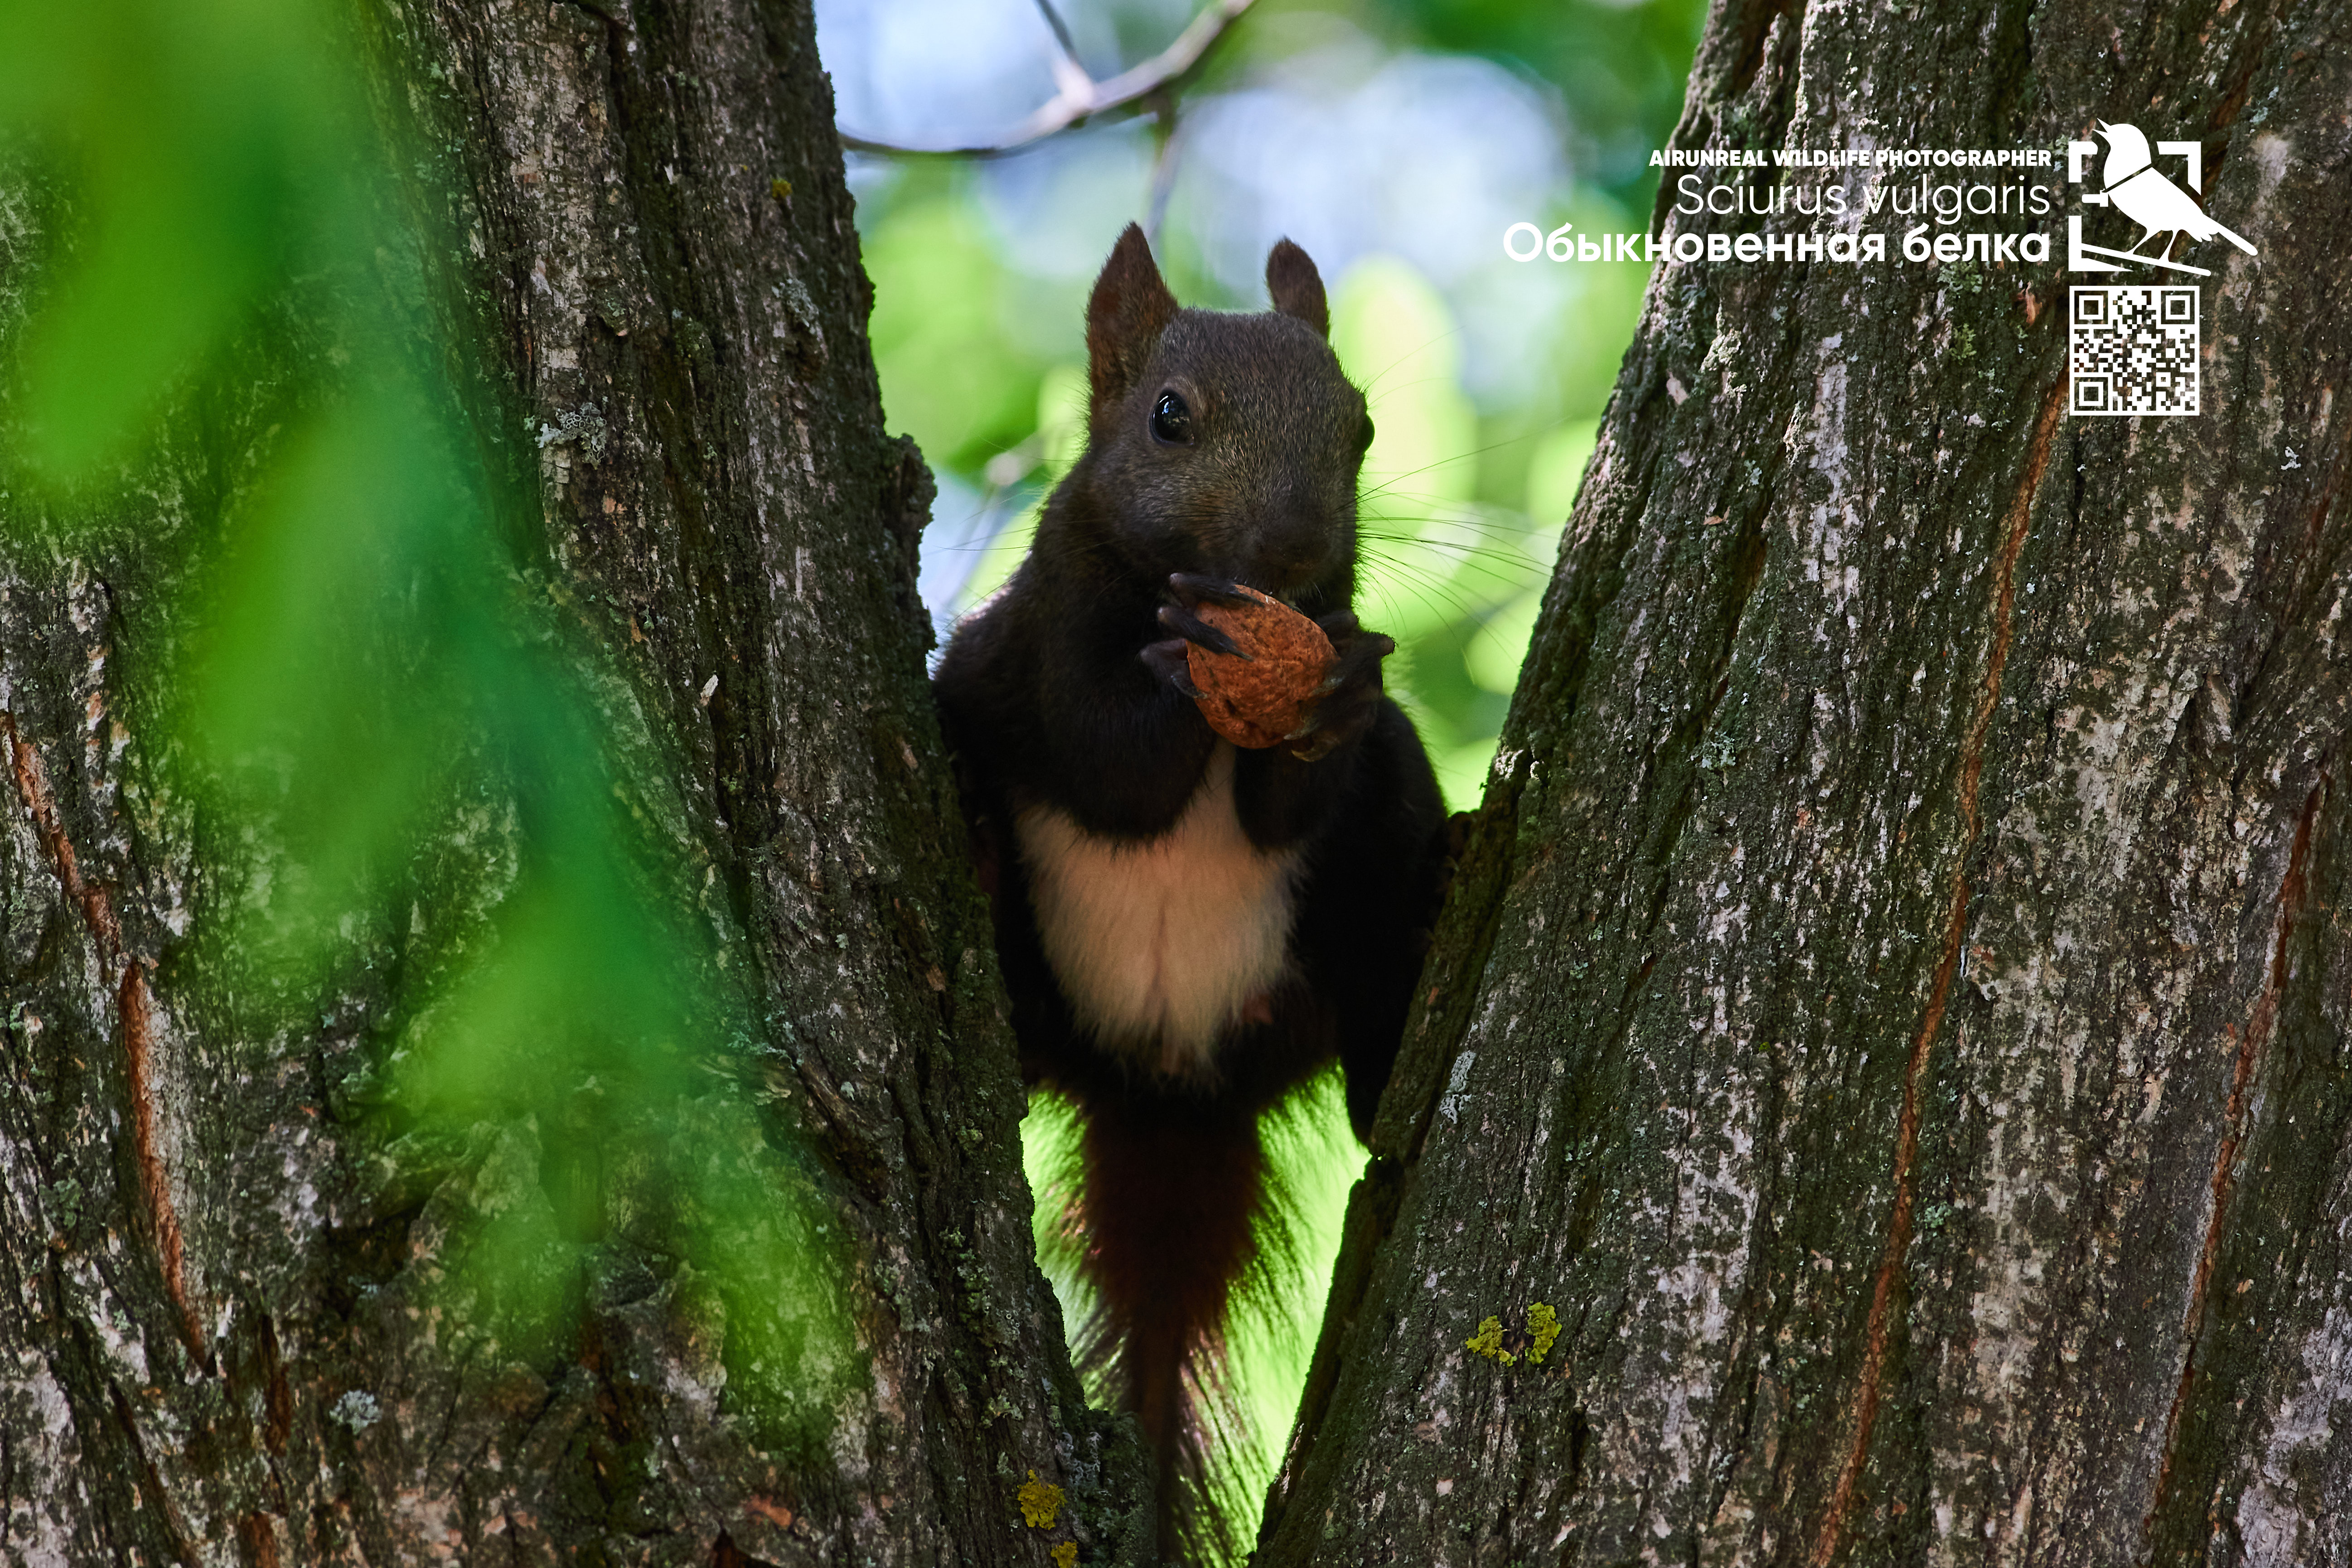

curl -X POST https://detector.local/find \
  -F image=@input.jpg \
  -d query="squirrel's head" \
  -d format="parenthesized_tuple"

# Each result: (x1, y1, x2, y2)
(1071, 223, 1370, 609)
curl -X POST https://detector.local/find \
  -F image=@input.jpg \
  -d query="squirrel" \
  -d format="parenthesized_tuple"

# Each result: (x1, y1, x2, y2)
(932, 223, 1446, 1561)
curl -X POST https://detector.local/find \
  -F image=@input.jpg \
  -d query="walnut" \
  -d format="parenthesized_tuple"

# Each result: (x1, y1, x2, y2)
(1186, 587, 1336, 749)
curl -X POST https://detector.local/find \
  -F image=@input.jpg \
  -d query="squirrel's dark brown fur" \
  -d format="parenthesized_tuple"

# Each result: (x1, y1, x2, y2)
(933, 224, 1445, 1562)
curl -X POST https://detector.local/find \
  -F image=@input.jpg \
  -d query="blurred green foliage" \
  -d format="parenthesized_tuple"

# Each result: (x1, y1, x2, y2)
(868, 193, 1047, 476)
(0, 0, 851, 1452)
(0, 0, 354, 477)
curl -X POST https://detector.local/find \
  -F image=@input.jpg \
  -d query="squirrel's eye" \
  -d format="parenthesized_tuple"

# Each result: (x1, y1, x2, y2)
(1151, 390, 1194, 445)
(1356, 416, 1375, 454)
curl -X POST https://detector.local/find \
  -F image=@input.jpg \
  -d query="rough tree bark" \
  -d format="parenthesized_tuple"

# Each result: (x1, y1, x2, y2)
(0, 1, 1148, 1564)
(12, 0, 2352, 1563)
(1264, 1, 2352, 1565)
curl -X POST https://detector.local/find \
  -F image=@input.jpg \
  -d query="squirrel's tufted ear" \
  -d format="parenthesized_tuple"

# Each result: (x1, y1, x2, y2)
(1086, 223, 1179, 417)
(1264, 238, 1328, 338)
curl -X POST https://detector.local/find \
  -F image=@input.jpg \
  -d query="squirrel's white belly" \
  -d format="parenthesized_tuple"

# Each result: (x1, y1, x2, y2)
(1016, 743, 1302, 1077)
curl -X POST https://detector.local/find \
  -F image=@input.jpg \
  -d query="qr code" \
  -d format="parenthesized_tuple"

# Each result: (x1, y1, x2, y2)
(2071, 286, 2199, 416)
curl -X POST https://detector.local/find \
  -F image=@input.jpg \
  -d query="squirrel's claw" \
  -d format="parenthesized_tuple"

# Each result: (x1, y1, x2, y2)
(1166, 572, 1255, 610)
(1282, 628, 1394, 759)
(1312, 632, 1395, 696)
(1158, 604, 1249, 658)
(1140, 638, 1206, 698)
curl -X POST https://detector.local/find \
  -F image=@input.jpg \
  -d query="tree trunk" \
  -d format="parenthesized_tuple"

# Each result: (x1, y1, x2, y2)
(1264, 2, 2352, 1565)
(0, 2, 1143, 1564)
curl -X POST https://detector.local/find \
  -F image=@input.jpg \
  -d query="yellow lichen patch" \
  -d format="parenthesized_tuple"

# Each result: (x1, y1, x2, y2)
(1466, 1315, 1515, 1365)
(1016, 1471, 1065, 1529)
(1051, 1542, 1079, 1567)
(1527, 1302, 1561, 1365)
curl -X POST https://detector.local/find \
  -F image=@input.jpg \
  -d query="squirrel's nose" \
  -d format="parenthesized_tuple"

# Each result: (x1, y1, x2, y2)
(1249, 518, 1336, 593)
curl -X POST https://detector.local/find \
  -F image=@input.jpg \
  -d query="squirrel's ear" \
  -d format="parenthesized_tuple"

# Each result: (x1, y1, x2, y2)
(1265, 238, 1328, 338)
(1086, 223, 1178, 415)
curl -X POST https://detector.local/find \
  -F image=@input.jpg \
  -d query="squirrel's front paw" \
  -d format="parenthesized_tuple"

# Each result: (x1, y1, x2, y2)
(1141, 636, 1207, 699)
(1284, 612, 1394, 761)
(1142, 572, 1252, 699)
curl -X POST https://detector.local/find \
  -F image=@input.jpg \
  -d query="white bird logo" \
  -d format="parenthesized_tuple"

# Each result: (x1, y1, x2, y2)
(2094, 121, 2256, 259)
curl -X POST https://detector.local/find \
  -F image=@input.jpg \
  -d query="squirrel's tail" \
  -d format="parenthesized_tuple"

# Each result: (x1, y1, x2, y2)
(1077, 1095, 1270, 1564)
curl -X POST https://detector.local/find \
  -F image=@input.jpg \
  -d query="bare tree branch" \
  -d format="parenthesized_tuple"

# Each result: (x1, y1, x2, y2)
(1031, 0, 1092, 105)
(1142, 94, 1186, 247)
(1031, 0, 1081, 69)
(840, 0, 1256, 159)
